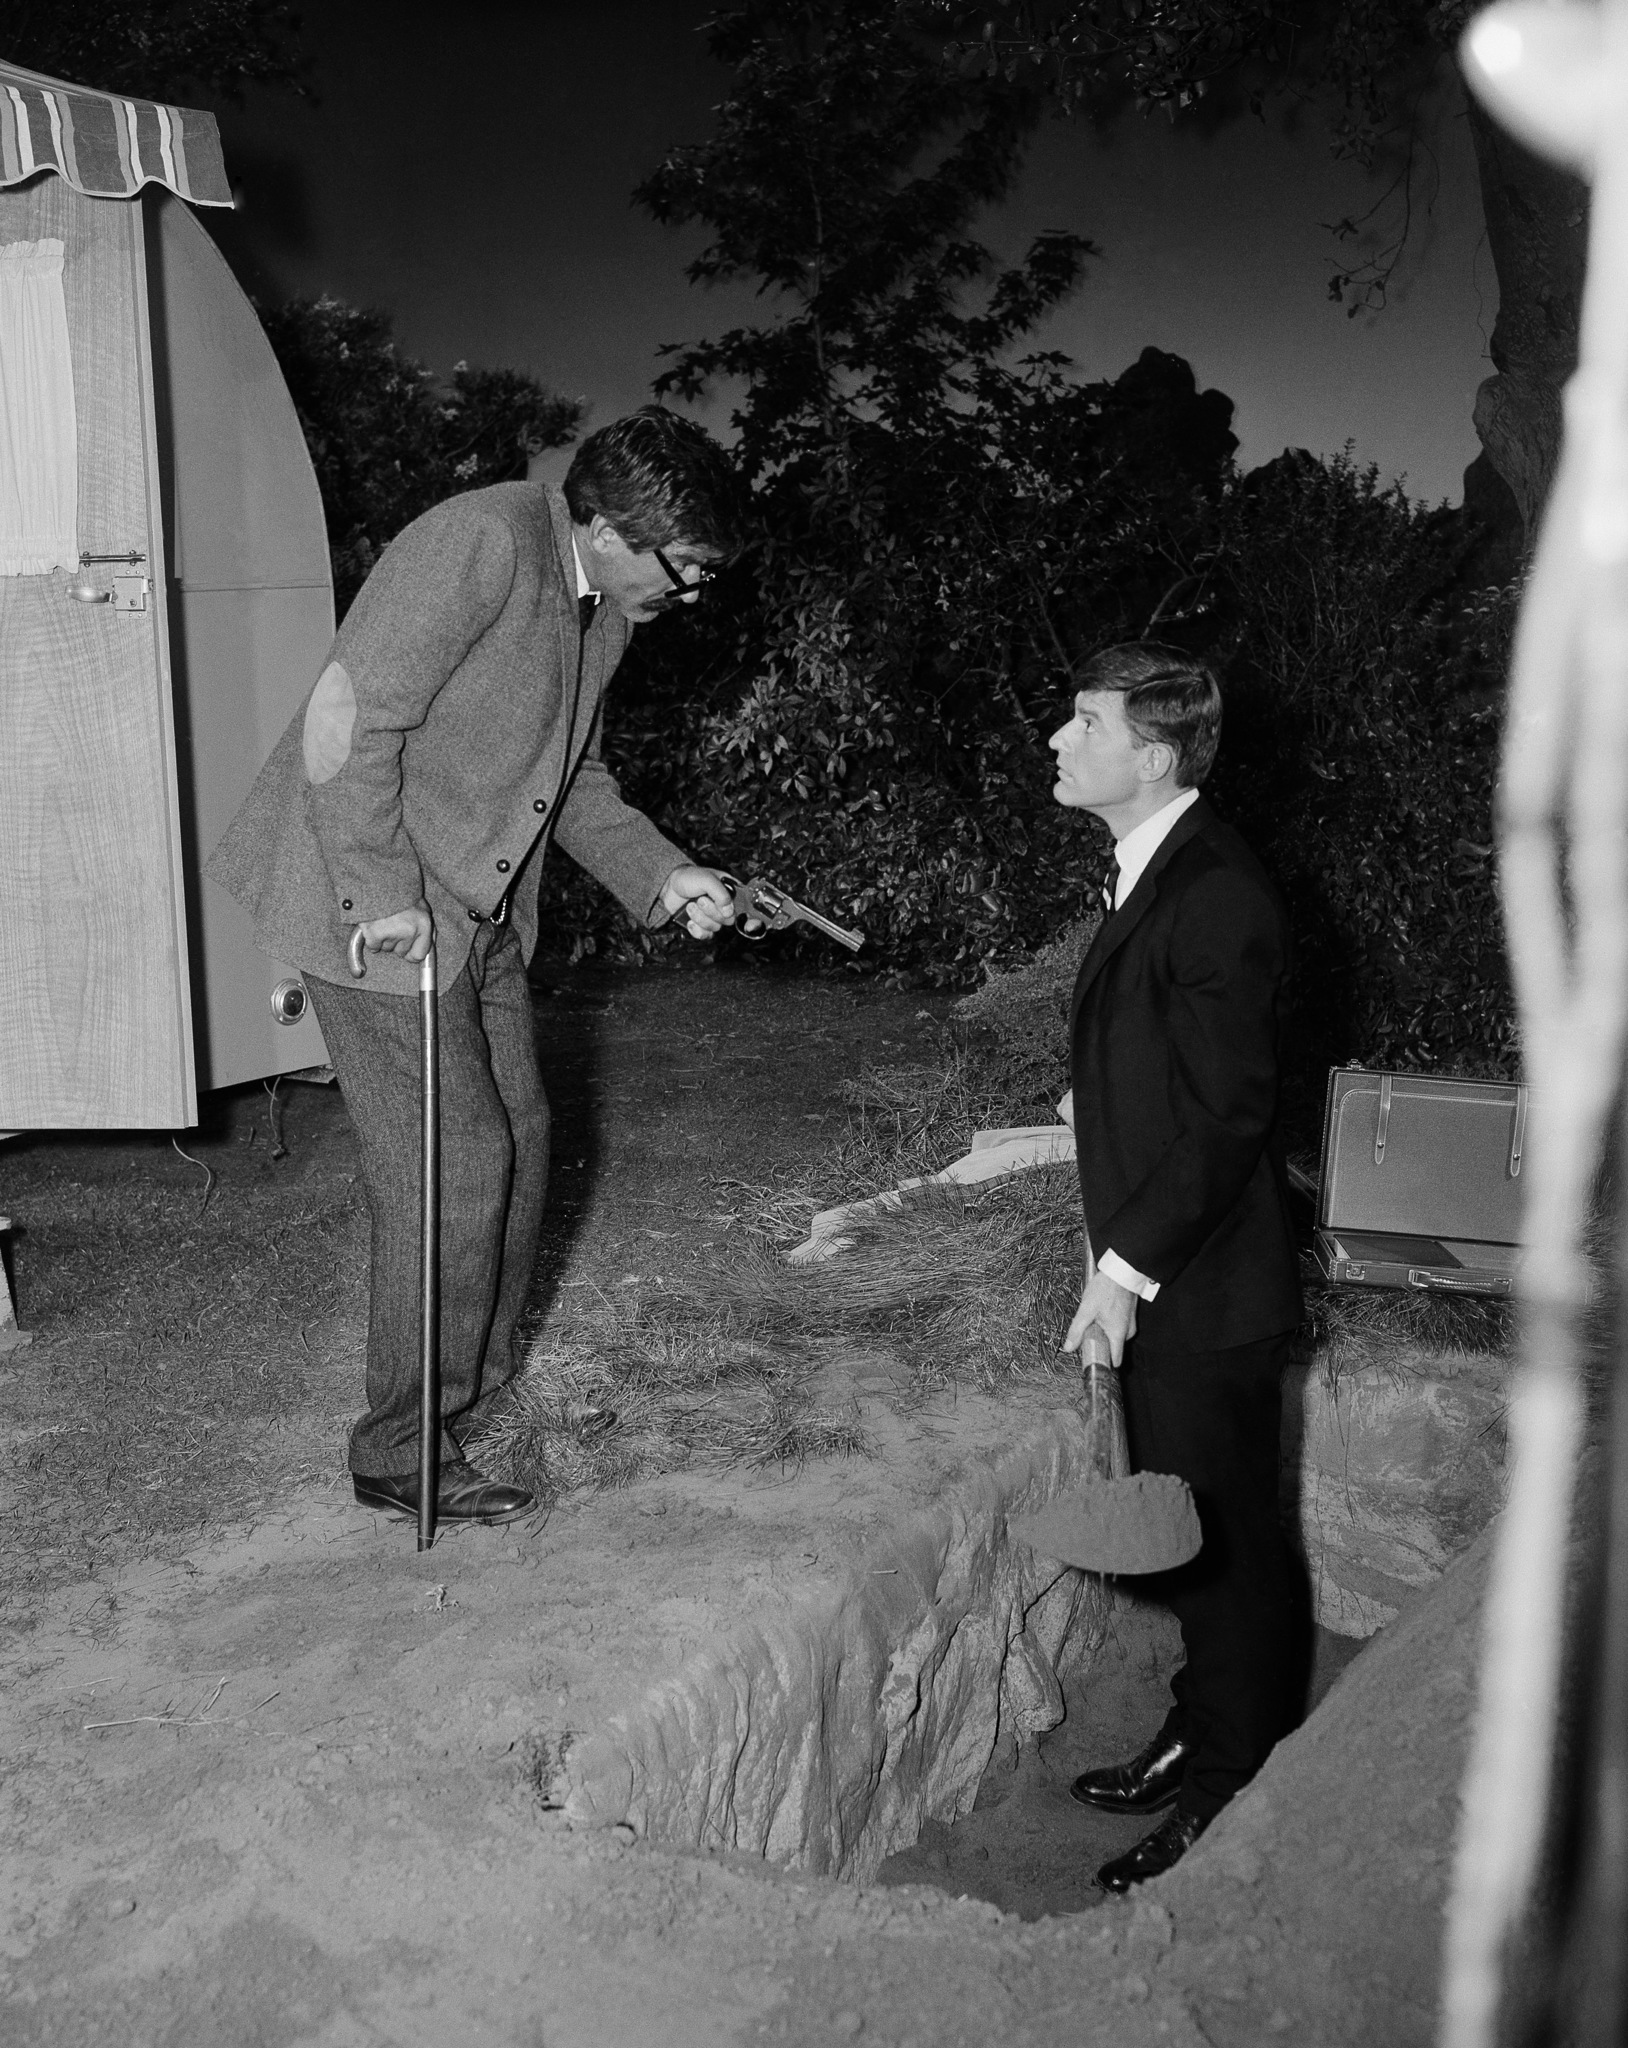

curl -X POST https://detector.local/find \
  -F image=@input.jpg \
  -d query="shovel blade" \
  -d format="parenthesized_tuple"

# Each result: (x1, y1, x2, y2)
(1011, 1471, 1201, 1576)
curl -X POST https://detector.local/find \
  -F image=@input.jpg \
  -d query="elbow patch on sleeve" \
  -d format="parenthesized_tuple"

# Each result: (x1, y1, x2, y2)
(303, 662, 357, 785)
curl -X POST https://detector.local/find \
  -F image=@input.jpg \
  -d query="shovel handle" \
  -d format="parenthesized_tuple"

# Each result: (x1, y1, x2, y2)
(1075, 1321, 1112, 1369)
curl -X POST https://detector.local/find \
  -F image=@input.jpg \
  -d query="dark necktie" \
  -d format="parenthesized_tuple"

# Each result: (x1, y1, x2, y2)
(1101, 854, 1122, 922)
(579, 594, 598, 638)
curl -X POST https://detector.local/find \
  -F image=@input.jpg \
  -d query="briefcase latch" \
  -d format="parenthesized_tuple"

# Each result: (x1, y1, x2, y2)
(1374, 1074, 1393, 1166)
(1510, 1084, 1529, 1179)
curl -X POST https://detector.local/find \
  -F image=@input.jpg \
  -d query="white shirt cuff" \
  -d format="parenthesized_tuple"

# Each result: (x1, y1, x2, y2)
(1099, 1248, 1160, 1302)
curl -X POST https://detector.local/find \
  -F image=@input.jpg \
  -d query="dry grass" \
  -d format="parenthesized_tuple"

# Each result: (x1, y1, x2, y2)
(1304, 1280, 1514, 1379)
(684, 1172, 1086, 1390)
(0, 1086, 367, 1595)
(710, 1041, 1031, 1252)
(467, 1293, 872, 1505)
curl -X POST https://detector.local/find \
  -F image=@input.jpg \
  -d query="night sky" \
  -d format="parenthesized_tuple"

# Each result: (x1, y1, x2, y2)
(205, 0, 1494, 504)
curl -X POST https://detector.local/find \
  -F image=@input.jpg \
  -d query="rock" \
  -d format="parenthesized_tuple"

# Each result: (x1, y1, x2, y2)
(1283, 1347, 1509, 1635)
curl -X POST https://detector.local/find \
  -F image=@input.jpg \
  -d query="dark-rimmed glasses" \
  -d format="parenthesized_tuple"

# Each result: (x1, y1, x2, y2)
(652, 547, 718, 601)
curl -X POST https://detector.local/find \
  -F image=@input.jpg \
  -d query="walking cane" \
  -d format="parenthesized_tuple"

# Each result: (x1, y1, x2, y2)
(349, 928, 441, 1552)
(415, 943, 440, 1552)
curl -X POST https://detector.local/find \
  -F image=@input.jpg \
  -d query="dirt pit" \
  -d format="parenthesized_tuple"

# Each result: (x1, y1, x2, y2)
(877, 1598, 1370, 1920)
(1, 961, 1477, 2045)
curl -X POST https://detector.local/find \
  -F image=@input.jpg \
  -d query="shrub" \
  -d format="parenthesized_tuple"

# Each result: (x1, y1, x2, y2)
(952, 914, 1097, 1112)
(1204, 453, 1516, 1081)
(560, 443, 1514, 1113)
(259, 298, 581, 612)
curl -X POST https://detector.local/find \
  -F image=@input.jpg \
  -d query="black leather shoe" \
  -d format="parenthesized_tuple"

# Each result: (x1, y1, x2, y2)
(353, 1465, 533, 1524)
(1069, 1730, 1192, 1815)
(1096, 1808, 1210, 1893)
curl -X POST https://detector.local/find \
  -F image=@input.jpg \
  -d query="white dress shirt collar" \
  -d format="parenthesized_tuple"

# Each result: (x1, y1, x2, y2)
(1110, 786, 1200, 908)
(570, 534, 597, 603)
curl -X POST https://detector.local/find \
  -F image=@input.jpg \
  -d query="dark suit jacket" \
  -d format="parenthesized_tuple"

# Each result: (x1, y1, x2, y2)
(1069, 794, 1303, 1354)
(206, 482, 688, 995)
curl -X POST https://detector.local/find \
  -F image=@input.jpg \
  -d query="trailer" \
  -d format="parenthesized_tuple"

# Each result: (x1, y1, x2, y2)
(0, 53, 332, 1131)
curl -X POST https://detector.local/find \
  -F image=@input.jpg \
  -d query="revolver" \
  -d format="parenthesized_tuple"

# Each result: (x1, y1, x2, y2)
(718, 872, 864, 952)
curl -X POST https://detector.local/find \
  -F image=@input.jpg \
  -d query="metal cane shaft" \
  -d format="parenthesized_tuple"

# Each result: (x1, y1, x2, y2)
(418, 946, 440, 1553)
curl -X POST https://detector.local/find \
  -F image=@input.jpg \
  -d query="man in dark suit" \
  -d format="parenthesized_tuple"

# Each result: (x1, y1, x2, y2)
(209, 408, 750, 1529)
(1053, 642, 1303, 1890)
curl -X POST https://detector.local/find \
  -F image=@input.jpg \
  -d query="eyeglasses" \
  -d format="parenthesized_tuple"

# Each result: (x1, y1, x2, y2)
(652, 547, 717, 600)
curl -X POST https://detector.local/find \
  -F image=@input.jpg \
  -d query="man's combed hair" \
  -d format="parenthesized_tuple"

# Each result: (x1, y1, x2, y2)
(1078, 642, 1223, 787)
(563, 405, 751, 560)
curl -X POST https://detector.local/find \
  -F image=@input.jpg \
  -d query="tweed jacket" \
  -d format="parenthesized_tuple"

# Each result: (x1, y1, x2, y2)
(1068, 794, 1303, 1354)
(207, 482, 688, 996)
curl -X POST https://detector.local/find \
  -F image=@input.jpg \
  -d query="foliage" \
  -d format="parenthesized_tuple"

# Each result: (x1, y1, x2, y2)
(953, 913, 1096, 1107)
(927, 0, 1471, 127)
(566, 440, 1514, 1097)
(4, 0, 307, 104)
(1204, 451, 1517, 1083)
(932, 451, 1516, 1098)
(539, 2, 1213, 980)
(258, 297, 582, 612)
(928, 0, 1475, 313)
(538, 0, 1518, 1098)
(636, 0, 1091, 474)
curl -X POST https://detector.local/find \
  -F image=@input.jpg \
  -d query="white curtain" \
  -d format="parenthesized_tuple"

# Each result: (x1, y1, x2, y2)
(0, 238, 78, 577)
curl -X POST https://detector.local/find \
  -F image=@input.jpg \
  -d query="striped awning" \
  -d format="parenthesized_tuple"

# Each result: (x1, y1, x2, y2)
(0, 57, 231, 208)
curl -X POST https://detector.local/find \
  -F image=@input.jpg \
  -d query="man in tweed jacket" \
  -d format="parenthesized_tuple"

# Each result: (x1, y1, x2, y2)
(208, 408, 749, 1526)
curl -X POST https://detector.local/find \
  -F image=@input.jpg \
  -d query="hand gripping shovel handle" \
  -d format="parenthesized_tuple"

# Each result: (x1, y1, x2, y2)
(1074, 1233, 1131, 1483)
(347, 929, 441, 1552)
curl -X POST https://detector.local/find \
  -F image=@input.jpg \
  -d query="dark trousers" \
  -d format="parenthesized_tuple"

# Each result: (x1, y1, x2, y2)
(1121, 1329, 1296, 1822)
(306, 922, 548, 1476)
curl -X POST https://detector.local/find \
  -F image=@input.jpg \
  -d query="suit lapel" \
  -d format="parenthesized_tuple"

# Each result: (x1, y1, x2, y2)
(1069, 796, 1213, 1026)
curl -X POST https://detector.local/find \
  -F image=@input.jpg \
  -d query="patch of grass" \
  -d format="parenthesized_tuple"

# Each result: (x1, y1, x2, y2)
(467, 1295, 872, 1505)
(686, 1173, 1085, 1390)
(1, 1107, 366, 1605)
(953, 914, 1096, 1115)
(1303, 1276, 1514, 1383)
(485, 1159, 1086, 1500)
(711, 1037, 1039, 1252)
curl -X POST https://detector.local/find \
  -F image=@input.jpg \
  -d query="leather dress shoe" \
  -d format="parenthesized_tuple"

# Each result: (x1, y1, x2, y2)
(1096, 1808, 1211, 1893)
(1069, 1730, 1192, 1815)
(353, 1465, 533, 1524)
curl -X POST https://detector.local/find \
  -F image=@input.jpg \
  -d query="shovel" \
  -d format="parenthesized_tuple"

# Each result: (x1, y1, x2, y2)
(349, 927, 441, 1553)
(1010, 1248, 1201, 1576)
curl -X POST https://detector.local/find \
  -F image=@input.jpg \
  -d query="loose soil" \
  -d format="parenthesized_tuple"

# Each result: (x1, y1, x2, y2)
(2, 959, 1477, 2045)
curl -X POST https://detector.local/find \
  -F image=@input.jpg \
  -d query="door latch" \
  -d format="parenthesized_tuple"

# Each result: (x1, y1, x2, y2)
(67, 550, 148, 607)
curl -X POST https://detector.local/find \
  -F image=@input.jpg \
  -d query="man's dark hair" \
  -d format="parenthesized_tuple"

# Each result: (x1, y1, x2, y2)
(563, 405, 750, 559)
(1078, 642, 1223, 787)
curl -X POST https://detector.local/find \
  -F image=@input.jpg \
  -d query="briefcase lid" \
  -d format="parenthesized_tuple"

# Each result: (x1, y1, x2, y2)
(1319, 1067, 1530, 1246)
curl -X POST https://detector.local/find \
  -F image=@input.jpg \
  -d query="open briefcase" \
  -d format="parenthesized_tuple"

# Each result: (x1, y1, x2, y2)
(1310, 1066, 1530, 1298)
